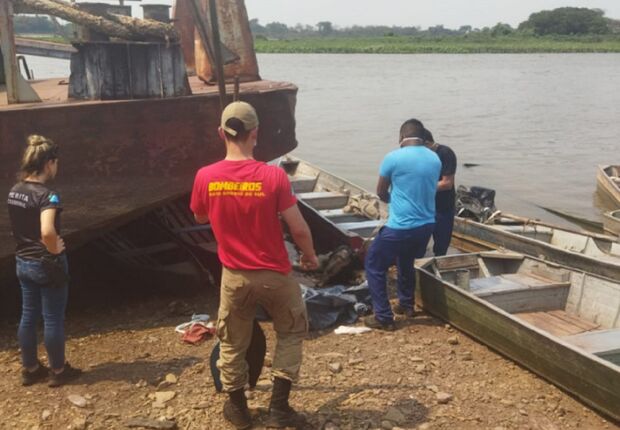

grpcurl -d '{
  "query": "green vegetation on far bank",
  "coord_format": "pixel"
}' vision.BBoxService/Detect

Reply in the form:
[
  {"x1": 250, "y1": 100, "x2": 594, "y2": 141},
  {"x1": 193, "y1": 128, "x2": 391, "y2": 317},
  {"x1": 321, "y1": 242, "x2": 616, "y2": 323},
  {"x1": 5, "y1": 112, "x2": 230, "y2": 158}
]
[{"x1": 254, "y1": 34, "x2": 620, "y2": 54}]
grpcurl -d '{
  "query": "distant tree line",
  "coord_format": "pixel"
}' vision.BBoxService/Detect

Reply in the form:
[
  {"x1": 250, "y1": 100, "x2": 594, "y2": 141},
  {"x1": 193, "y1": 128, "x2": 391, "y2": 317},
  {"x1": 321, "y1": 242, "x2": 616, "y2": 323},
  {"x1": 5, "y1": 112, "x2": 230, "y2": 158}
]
[
  {"x1": 14, "y1": 15, "x2": 71, "y2": 34},
  {"x1": 250, "y1": 7, "x2": 619, "y2": 39},
  {"x1": 14, "y1": 7, "x2": 620, "y2": 39}
]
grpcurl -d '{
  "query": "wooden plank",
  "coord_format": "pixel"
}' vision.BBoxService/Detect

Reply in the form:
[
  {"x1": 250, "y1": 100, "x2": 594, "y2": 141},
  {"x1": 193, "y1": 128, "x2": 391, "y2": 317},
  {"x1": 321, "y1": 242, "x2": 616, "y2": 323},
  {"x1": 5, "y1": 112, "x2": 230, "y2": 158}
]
[
  {"x1": 171, "y1": 41, "x2": 191, "y2": 97},
  {"x1": 110, "y1": 43, "x2": 130, "y2": 99},
  {"x1": 146, "y1": 44, "x2": 163, "y2": 98},
  {"x1": 517, "y1": 312, "x2": 578, "y2": 337},
  {"x1": 68, "y1": 49, "x2": 87, "y2": 99},
  {"x1": 435, "y1": 253, "x2": 479, "y2": 271},
  {"x1": 129, "y1": 43, "x2": 147, "y2": 98},
  {"x1": 416, "y1": 265, "x2": 620, "y2": 422},
  {"x1": 517, "y1": 311, "x2": 597, "y2": 337},
  {"x1": 160, "y1": 44, "x2": 175, "y2": 98},
  {"x1": 298, "y1": 191, "x2": 349, "y2": 210},
  {"x1": 548, "y1": 310, "x2": 601, "y2": 332}
]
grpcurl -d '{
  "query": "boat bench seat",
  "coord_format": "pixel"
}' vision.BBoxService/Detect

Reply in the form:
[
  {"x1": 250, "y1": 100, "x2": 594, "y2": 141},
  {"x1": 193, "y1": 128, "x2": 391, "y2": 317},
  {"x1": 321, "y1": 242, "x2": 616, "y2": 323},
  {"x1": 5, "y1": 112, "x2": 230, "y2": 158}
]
[
  {"x1": 336, "y1": 220, "x2": 383, "y2": 237},
  {"x1": 320, "y1": 209, "x2": 369, "y2": 224},
  {"x1": 289, "y1": 175, "x2": 318, "y2": 193},
  {"x1": 564, "y1": 328, "x2": 620, "y2": 366},
  {"x1": 298, "y1": 192, "x2": 349, "y2": 210},
  {"x1": 470, "y1": 273, "x2": 571, "y2": 313}
]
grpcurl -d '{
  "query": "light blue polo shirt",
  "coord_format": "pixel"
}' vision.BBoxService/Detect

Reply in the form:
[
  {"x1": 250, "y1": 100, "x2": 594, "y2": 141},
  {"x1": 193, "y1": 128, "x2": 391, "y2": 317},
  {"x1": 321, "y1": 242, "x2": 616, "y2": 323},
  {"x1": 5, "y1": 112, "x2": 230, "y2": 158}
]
[{"x1": 379, "y1": 145, "x2": 441, "y2": 230}]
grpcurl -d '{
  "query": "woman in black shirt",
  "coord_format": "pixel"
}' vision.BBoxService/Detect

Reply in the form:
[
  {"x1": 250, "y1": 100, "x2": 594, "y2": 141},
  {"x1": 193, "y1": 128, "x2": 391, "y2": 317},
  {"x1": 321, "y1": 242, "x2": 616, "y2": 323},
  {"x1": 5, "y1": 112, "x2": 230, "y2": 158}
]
[{"x1": 7, "y1": 135, "x2": 81, "y2": 387}]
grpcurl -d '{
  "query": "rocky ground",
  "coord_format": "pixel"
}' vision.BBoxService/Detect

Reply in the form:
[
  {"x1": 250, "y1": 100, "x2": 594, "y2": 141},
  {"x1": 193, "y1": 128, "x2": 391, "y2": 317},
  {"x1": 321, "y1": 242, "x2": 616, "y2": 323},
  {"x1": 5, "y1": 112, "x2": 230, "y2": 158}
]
[{"x1": 0, "y1": 280, "x2": 618, "y2": 430}]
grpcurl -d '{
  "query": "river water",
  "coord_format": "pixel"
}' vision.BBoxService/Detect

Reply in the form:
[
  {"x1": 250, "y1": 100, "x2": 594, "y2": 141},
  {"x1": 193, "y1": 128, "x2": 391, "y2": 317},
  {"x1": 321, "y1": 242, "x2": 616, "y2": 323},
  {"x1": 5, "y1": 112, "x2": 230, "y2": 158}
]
[{"x1": 25, "y1": 53, "x2": 620, "y2": 224}]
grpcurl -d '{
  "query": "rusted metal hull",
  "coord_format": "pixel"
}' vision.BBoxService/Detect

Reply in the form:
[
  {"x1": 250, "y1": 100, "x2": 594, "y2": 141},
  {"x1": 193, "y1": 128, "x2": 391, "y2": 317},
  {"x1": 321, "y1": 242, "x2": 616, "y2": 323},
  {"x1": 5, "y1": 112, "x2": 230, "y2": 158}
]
[
  {"x1": 0, "y1": 77, "x2": 298, "y2": 283},
  {"x1": 194, "y1": 0, "x2": 260, "y2": 82},
  {"x1": 172, "y1": 0, "x2": 196, "y2": 73}
]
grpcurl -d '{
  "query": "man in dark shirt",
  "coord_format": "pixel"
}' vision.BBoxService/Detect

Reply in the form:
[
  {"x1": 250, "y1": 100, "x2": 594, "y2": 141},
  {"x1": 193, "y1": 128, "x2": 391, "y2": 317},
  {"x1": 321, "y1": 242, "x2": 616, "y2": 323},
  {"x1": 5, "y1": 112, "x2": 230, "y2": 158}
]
[{"x1": 424, "y1": 130, "x2": 457, "y2": 256}]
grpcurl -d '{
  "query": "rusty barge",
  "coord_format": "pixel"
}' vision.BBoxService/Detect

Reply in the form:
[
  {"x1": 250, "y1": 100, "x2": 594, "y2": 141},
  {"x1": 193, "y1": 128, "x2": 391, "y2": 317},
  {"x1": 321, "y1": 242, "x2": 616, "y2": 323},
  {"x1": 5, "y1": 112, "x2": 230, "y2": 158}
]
[{"x1": 0, "y1": 1, "x2": 298, "y2": 285}]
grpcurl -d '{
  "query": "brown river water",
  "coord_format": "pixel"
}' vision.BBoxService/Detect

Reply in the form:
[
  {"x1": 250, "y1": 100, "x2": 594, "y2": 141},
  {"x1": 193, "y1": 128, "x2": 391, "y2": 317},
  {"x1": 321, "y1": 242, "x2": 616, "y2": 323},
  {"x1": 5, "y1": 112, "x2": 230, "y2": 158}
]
[{"x1": 26, "y1": 53, "x2": 620, "y2": 225}]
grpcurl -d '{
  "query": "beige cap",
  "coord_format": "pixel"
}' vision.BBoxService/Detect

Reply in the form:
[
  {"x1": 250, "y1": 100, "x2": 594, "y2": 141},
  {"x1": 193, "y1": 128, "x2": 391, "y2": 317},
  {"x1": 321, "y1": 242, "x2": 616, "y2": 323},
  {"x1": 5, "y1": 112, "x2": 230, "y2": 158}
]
[{"x1": 221, "y1": 101, "x2": 259, "y2": 136}]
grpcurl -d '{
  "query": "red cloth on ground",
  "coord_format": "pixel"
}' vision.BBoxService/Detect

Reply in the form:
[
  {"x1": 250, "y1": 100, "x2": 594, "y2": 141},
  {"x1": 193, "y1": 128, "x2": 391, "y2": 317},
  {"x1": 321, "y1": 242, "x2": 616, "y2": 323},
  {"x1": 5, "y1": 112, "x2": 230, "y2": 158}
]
[
  {"x1": 190, "y1": 159, "x2": 297, "y2": 274},
  {"x1": 181, "y1": 323, "x2": 216, "y2": 345}
]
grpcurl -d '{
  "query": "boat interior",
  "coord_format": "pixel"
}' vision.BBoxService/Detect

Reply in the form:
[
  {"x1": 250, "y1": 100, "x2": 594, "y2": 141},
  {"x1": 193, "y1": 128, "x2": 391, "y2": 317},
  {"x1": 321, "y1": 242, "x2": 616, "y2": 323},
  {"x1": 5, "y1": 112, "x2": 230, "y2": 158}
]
[
  {"x1": 426, "y1": 253, "x2": 620, "y2": 366},
  {"x1": 280, "y1": 157, "x2": 385, "y2": 239},
  {"x1": 496, "y1": 224, "x2": 620, "y2": 261},
  {"x1": 604, "y1": 165, "x2": 620, "y2": 185}
]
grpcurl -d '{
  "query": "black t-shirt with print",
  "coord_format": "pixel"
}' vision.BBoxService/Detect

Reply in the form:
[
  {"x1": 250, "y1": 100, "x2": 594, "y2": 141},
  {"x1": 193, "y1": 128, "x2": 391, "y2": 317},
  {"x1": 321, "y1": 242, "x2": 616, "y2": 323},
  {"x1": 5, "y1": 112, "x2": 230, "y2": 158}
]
[
  {"x1": 435, "y1": 144, "x2": 457, "y2": 213},
  {"x1": 7, "y1": 181, "x2": 63, "y2": 260}
]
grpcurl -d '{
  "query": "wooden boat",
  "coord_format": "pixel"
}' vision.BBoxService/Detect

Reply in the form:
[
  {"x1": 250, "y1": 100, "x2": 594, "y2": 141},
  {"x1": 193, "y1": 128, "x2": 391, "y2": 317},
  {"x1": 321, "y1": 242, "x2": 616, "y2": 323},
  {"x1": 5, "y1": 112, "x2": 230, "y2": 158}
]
[
  {"x1": 279, "y1": 156, "x2": 387, "y2": 256},
  {"x1": 452, "y1": 214, "x2": 620, "y2": 280},
  {"x1": 596, "y1": 165, "x2": 620, "y2": 208},
  {"x1": 603, "y1": 210, "x2": 620, "y2": 237},
  {"x1": 416, "y1": 251, "x2": 620, "y2": 421}
]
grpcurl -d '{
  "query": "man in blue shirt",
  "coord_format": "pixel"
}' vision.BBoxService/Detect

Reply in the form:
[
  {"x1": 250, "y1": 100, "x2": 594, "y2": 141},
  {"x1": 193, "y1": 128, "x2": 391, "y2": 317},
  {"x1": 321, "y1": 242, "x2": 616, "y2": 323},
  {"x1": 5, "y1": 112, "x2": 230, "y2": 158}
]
[{"x1": 364, "y1": 119, "x2": 441, "y2": 330}]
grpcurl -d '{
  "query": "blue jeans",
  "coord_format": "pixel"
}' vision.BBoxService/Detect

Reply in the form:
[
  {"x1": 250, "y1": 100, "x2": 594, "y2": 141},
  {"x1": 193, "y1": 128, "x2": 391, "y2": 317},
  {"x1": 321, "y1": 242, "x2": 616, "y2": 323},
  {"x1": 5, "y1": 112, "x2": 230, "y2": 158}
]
[
  {"x1": 433, "y1": 210, "x2": 455, "y2": 256},
  {"x1": 365, "y1": 224, "x2": 434, "y2": 323},
  {"x1": 16, "y1": 256, "x2": 69, "y2": 370}
]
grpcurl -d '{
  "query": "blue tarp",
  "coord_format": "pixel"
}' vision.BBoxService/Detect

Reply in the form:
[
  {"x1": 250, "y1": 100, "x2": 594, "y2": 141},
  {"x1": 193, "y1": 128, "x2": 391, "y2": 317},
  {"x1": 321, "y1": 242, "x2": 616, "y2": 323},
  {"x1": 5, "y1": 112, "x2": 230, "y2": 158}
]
[{"x1": 301, "y1": 282, "x2": 372, "y2": 331}]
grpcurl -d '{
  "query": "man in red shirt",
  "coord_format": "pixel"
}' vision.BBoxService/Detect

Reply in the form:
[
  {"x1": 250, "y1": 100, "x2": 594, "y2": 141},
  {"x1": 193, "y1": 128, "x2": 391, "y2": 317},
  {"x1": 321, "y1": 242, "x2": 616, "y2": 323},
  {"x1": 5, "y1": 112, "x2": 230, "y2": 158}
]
[{"x1": 191, "y1": 101, "x2": 319, "y2": 429}]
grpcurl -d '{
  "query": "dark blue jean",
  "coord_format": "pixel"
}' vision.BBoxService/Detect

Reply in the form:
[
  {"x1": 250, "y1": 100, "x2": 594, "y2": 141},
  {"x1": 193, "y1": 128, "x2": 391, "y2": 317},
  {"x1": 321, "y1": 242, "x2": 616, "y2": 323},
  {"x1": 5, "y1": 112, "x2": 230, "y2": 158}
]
[
  {"x1": 365, "y1": 224, "x2": 434, "y2": 323},
  {"x1": 433, "y1": 210, "x2": 455, "y2": 256},
  {"x1": 16, "y1": 255, "x2": 68, "y2": 370}
]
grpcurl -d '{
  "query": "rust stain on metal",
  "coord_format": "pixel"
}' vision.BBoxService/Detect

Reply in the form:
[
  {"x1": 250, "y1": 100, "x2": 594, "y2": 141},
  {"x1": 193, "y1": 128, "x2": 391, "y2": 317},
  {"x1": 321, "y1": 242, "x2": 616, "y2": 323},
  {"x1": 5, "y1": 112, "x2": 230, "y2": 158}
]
[
  {"x1": 0, "y1": 77, "x2": 298, "y2": 279},
  {"x1": 194, "y1": 0, "x2": 260, "y2": 83},
  {"x1": 173, "y1": 0, "x2": 196, "y2": 73}
]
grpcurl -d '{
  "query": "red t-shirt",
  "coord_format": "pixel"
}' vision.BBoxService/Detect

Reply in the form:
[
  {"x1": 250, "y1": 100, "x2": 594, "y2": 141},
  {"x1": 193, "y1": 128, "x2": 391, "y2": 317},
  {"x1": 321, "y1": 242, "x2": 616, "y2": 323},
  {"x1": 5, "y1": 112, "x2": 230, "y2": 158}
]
[{"x1": 190, "y1": 159, "x2": 297, "y2": 274}]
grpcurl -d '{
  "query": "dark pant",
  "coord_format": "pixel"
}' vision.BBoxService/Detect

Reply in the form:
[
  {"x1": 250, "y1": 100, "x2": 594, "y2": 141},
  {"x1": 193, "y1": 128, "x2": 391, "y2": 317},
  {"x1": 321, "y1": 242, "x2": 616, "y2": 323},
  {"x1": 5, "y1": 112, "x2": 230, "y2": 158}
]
[
  {"x1": 365, "y1": 224, "x2": 434, "y2": 323},
  {"x1": 433, "y1": 210, "x2": 455, "y2": 256},
  {"x1": 16, "y1": 255, "x2": 69, "y2": 370}
]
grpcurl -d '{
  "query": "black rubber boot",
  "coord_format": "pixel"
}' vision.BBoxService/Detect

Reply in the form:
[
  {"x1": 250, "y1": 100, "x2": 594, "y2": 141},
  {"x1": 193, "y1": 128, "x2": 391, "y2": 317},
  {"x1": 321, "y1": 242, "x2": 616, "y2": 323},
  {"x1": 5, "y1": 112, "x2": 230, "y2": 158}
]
[
  {"x1": 266, "y1": 377, "x2": 306, "y2": 429},
  {"x1": 223, "y1": 389, "x2": 252, "y2": 430}
]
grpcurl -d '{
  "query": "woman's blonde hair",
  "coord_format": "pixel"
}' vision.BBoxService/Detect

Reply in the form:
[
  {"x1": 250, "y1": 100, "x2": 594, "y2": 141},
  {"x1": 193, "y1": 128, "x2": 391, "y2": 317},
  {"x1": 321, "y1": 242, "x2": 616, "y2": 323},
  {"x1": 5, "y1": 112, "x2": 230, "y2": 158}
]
[{"x1": 18, "y1": 135, "x2": 59, "y2": 180}]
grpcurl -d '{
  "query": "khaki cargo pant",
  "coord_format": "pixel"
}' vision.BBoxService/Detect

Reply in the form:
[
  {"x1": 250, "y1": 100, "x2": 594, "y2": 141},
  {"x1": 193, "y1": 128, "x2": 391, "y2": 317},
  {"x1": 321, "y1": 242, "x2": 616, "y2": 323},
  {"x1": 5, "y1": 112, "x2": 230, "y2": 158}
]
[{"x1": 216, "y1": 267, "x2": 308, "y2": 392}]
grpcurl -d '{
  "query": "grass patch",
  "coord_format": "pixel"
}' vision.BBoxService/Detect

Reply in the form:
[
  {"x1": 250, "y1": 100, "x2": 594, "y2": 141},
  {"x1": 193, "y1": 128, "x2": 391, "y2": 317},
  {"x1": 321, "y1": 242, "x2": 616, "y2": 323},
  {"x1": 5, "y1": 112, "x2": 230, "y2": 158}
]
[{"x1": 255, "y1": 34, "x2": 620, "y2": 54}]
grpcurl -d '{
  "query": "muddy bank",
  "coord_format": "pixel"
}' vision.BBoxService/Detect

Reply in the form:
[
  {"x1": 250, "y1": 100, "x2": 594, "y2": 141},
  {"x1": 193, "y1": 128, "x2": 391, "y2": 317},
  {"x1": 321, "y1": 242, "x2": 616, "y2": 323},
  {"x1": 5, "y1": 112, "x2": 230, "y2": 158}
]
[{"x1": 0, "y1": 283, "x2": 617, "y2": 430}]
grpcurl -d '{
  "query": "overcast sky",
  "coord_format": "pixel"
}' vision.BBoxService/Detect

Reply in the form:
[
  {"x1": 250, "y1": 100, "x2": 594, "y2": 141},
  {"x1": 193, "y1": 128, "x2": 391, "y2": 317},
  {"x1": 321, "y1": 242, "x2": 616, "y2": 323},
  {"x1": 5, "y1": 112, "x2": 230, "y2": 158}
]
[{"x1": 243, "y1": 0, "x2": 620, "y2": 29}]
